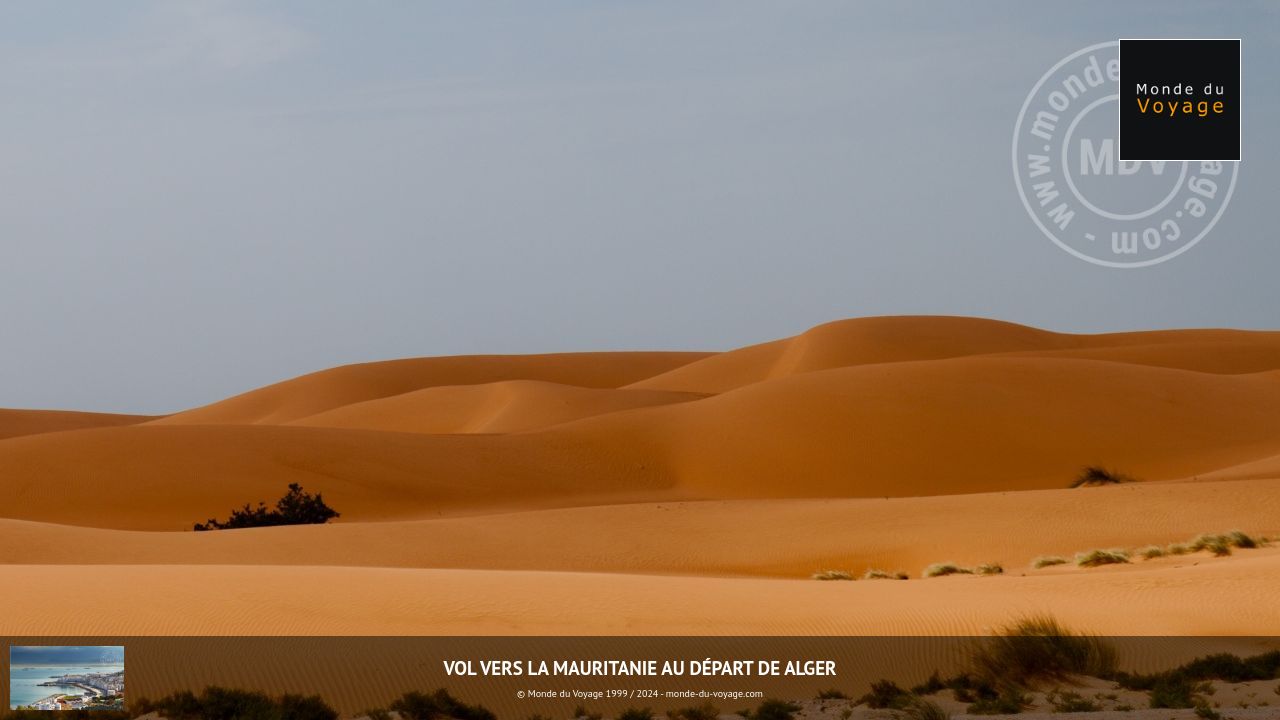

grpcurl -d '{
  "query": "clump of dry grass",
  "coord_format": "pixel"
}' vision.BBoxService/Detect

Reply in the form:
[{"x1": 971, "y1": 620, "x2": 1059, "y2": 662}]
[
  {"x1": 923, "y1": 562, "x2": 974, "y2": 578},
  {"x1": 1031, "y1": 555, "x2": 1069, "y2": 569},
  {"x1": 1139, "y1": 545, "x2": 1166, "y2": 560},
  {"x1": 970, "y1": 615, "x2": 1118, "y2": 687},
  {"x1": 862, "y1": 569, "x2": 909, "y2": 580},
  {"x1": 1226, "y1": 530, "x2": 1262, "y2": 549},
  {"x1": 1166, "y1": 542, "x2": 1193, "y2": 556},
  {"x1": 1075, "y1": 548, "x2": 1130, "y2": 568},
  {"x1": 811, "y1": 569, "x2": 854, "y2": 581},
  {"x1": 975, "y1": 562, "x2": 1004, "y2": 576},
  {"x1": 1198, "y1": 536, "x2": 1233, "y2": 556}
]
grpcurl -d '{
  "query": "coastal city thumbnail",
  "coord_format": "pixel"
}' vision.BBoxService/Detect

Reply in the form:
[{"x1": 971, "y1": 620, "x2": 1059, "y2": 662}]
[{"x1": 8, "y1": 646, "x2": 124, "y2": 712}]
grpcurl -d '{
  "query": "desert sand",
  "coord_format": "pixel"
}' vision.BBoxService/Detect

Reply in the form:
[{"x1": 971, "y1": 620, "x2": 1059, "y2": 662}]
[{"x1": 2, "y1": 316, "x2": 1280, "y2": 638}]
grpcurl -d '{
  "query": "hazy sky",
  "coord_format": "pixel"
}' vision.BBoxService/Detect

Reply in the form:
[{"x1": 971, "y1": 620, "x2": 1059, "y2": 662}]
[{"x1": 3, "y1": 1, "x2": 1277, "y2": 414}]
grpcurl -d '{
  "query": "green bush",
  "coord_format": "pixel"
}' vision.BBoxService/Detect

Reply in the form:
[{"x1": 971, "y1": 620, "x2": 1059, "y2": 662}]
[{"x1": 194, "y1": 483, "x2": 340, "y2": 531}]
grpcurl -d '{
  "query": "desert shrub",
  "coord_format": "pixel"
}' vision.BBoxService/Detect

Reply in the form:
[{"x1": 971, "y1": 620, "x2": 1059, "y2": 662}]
[
  {"x1": 970, "y1": 615, "x2": 1117, "y2": 687},
  {"x1": 862, "y1": 568, "x2": 909, "y2": 580},
  {"x1": 923, "y1": 562, "x2": 973, "y2": 578},
  {"x1": 811, "y1": 569, "x2": 853, "y2": 581},
  {"x1": 1075, "y1": 548, "x2": 1130, "y2": 567},
  {"x1": 617, "y1": 707, "x2": 653, "y2": 720},
  {"x1": 574, "y1": 706, "x2": 604, "y2": 720},
  {"x1": 965, "y1": 687, "x2": 1028, "y2": 715},
  {"x1": 1139, "y1": 544, "x2": 1166, "y2": 560},
  {"x1": 1174, "y1": 651, "x2": 1280, "y2": 683},
  {"x1": 1195, "y1": 704, "x2": 1223, "y2": 719},
  {"x1": 975, "y1": 562, "x2": 1004, "y2": 576},
  {"x1": 1071, "y1": 466, "x2": 1133, "y2": 488},
  {"x1": 1031, "y1": 555, "x2": 1068, "y2": 569},
  {"x1": 750, "y1": 699, "x2": 800, "y2": 720},
  {"x1": 815, "y1": 689, "x2": 847, "y2": 699},
  {"x1": 947, "y1": 674, "x2": 999, "y2": 704},
  {"x1": 1148, "y1": 675, "x2": 1198, "y2": 709},
  {"x1": 131, "y1": 686, "x2": 337, "y2": 720},
  {"x1": 903, "y1": 698, "x2": 951, "y2": 720},
  {"x1": 857, "y1": 679, "x2": 912, "y2": 709},
  {"x1": 1167, "y1": 542, "x2": 1193, "y2": 555},
  {"x1": 667, "y1": 704, "x2": 717, "y2": 720},
  {"x1": 1227, "y1": 529, "x2": 1260, "y2": 548},
  {"x1": 194, "y1": 483, "x2": 340, "y2": 531},
  {"x1": 1046, "y1": 689, "x2": 1101, "y2": 712},
  {"x1": 1190, "y1": 534, "x2": 1232, "y2": 556},
  {"x1": 910, "y1": 671, "x2": 947, "y2": 696},
  {"x1": 361, "y1": 710, "x2": 393, "y2": 720},
  {"x1": 392, "y1": 690, "x2": 496, "y2": 720}
]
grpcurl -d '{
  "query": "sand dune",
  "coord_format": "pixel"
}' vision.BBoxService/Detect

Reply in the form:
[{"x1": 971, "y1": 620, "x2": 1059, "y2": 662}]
[
  {"x1": 4, "y1": 316, "x2": 1280, "y2": 641},
  {"x1": 151, "y1": 351, "x2": 710, "y2": 425},
  {"x1": 0, "y1": 408, "x2": 152, "y2": 441},
  {"x1": 290, "y1": 380, "x2": 705, "y2": 434},
  {"x1": 0, "y1": 423, "x2": 674, "y2": 530},
  {"x1": 3, "y1": 478, "x2": 1277, "y2": 578},
  {"x1": 635, "y1": 358, "x2": 1280, "y2": 498},
  {"x1": 629, "y1": 316, "x2": 1280, "y2": 393},
  {"x1": 2, "y1": 553, "x2": 1279, "y2": 636},
  {"x1": 4, "y1": 357, "x2": 1280, "y2": 530}
]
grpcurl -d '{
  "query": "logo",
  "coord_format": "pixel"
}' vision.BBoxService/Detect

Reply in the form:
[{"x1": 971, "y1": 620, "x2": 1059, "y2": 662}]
[{"x1": 1012, "y1": 41, "x2": 1237, "y2": 268}]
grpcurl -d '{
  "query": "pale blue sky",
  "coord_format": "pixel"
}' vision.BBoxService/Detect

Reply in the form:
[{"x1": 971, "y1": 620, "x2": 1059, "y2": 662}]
[{"x1": 2, "y1": 1, "x2": 1277, "y2": 413}]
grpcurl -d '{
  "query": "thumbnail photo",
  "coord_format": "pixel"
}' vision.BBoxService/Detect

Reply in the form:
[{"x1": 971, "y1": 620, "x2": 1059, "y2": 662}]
[{"x1": 8, "y1": 646, "x2": 125, "y2": 712}]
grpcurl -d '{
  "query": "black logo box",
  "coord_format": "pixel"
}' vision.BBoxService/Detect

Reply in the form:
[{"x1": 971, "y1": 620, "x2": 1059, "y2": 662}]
[{"x1": 1119, "y1": 38, "x2": 1241, "y2": 161}]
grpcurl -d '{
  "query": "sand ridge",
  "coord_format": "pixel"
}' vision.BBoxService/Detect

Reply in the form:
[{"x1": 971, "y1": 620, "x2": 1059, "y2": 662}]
[{"x1": 3, "y1": 316, "x2": 1280, "y2": 636}]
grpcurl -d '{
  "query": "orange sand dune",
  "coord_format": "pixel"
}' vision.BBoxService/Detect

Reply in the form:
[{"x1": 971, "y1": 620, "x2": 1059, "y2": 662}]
[
  {"x1": 4, "y1": 357, "x2": 1280, "y2": 530},
  {"x1": 0, "y1": 408, "x2": 152, "y2": 441},
  {"x1": 2, "y1": 553, "x2": 1279, "y2": 636},
  {"x1": 152, "y1": 351, "x2": 710, "y2": 425},
  {"x1": 290, "y1": 380, "x2": 705, "y2": 434},
  {"x1": 621, "y1": 357, "x2": 1280, "y2": 499},
  {"x1": 1195, "y1": 450, "x2": 1280, "y2": 482},
  {"x1": 5, "y1": 316, "x2": 1280, "y2": 641},
  {"x1": 3, "y1": 478, "x2": 1277, "y2": 578},
  {"x1": 0, "y1": 423, "x2": 672, "y2": 530},
  {"x1": 629, "y1": 316, "x2": 1280, "y2": 393},
  {"x1": 992, "y1": 339, "x2": 1280, "y2": 375}
]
